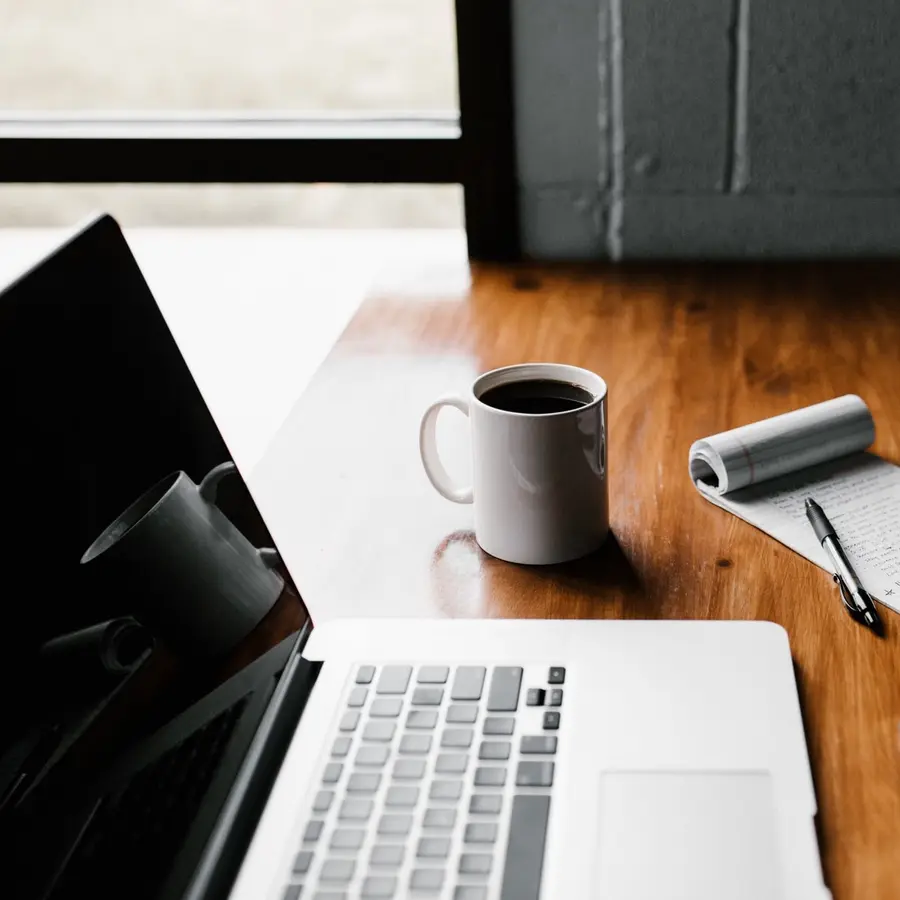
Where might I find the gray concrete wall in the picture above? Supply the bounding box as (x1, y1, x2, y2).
(513, 0, 900, 259)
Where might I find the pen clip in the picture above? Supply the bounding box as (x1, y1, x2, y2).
(833, 574, 865, 622)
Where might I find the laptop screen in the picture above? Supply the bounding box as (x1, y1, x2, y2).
(0, 215, 308, 757)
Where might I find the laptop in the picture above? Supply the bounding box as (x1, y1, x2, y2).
(1, 215, 830, 900)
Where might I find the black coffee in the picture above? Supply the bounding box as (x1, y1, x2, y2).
(479, 378, 595, 414)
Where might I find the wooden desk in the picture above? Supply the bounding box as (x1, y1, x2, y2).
(252, 257, 900, 900)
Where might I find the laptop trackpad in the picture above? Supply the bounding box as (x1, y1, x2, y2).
(595, 771, 784, 900)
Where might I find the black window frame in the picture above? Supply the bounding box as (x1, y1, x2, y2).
(0, 1, 518, 261)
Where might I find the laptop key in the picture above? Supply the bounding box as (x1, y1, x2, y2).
(429, 780, 463, 801)
(459, 853, 492, 874)
(436, 753, 468, 774)
(500, 794, 550, 900)
(399, 734, 432, 754)
(339, 798, 374, 820)
(423, 807, 457, 829)
(446, 704, 478, 724)
(478, 741, 511, 760)
(486, 667, 522, 712)
(385, 785, 419, 807)
(313, 894, 347, 900)
(282, 885, 302, 900)
(469, 794, 502, 814)
(412, 687, 444, 706)
(520, 736, 557, 754)
(542, 712, 560, 731)
(339, 711, 360, 732)
(330, 828, 365, 850)
(377, 666, 412, 694)
(411, 869, 445, 890)
(393, 758, 427, 780)
(362, 721, 396, 742)
(357, 744, 390, 766)
(361, 876, 397, 898)
(474, 767, 506, 787)
(293, 850, 314, 874)
(441, 728, 473, 749)
(304, 819, 325, 842)
(347, 772, 381, 793)
(464, 823, 498, 844)
(547, 667, 565, 684)
(451, 666, 486, 701)
(407, 710, 438, 729)
(378, 814, 413, 836)
(322, 762, 343, 783)
(525, 688, 545, 707)
(356, 665, 375, 684)
(347, 686, 368, 707)
(332, 736, 352, 757)
(320, 859, 355, 882)
(417, 837, 451, 858)
(454, 888, 487, 900)
(371, 698, 403, 717)
(483, 717, 514, 735)
(312, 790, 334, 812)
(370, 844, 405, 867)
(417, 666, 449, 683)
(548, 688, 563, 707)
(516, 761, 554, 787)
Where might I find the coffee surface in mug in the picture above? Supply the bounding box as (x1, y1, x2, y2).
(479, 378, 595, 415)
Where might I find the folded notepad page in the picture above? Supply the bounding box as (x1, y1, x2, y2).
(689, 395, 900, 614)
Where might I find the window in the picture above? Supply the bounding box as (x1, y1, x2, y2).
(0, 2, 517, 259)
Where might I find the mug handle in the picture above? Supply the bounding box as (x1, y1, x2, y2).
(419, 395, 474, 504)
(199, 462, 283, 569)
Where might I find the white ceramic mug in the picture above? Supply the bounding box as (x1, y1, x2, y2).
(419, 363, 609, 565)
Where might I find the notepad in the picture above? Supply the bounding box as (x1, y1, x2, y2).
(689, 395, 900, 614)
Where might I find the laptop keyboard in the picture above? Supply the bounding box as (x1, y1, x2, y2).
(284, 664, 565, 900)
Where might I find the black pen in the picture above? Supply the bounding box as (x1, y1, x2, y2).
(805, 497, 883, 636)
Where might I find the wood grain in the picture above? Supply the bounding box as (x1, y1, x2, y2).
(253, 258, 900, 900)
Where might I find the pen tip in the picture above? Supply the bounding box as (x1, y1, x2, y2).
(804, 497, 814, 509)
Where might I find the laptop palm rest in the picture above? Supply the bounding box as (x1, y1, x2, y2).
(594, 771, 785, 900)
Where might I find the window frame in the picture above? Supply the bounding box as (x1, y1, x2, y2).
(0, 1, 519, 261)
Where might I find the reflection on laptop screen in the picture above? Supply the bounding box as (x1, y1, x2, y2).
(0, 214, 307, 754)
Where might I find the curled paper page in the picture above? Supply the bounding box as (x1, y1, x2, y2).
(688, 395, 875, 496)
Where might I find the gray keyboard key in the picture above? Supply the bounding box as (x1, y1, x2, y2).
(322, 762, 343, 783)
(474, 767, 507, 787)
(339, 711, 360, 732)
(479, 741, 511, 760)
(417, 666, 449, 683)
(436, 753, 468, 774)
(406, 710, 438, 730)
(411, 869, 445, 890)
(332, 736, 352, 757)
(363, 721, 396, 742)
(362, 876, 397, 897)
(465, 822, 498, 843)
(378, 814, 413, 836)
(338, 798, 374, 820)
(330, 828, 365, 850)
(399, 734, 432, 754)
(542, 711, 560, 731)
(304, 819, 325, 841)
(441, 729, 473, 749)
(371, 698, 403, 717)
(500, 794, 550, 900)
(283, 886, 301, 900)
(313, 894, 347, 900)
(451, 666, 486, 700)
(357, 744, 390, 766)
(521, 736, 557, 754)
(312, 790, 334, 812)
(377, 666, 412, 694)
(469, 794, 502, 814)
(348, 772, 381, 793)
(525, 688, 545, 707)
(516, 761, 554, 787)
(385, 785, 419, 807)
(417, 837, 451, 858)
(356, 665, 375, 684)
(446, 704, 478, 724)
(454, 888, 487, 900)
(459, 853, 492, 875)
(370, 844, 405, 867)
(347, 686, 368, 707)
(393, 758, 426, 780)
(293, 850, 314, 874)
(429, 780, 463, 801)
(486, 667, 522, 712)
(321, 859, 355, 882)
(548, 688, 563, 707)
(423, 807, 457, 829)
(483, 717, 514, 735)
(547, 667, 565, 684)
(411, 687, 444, 706)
